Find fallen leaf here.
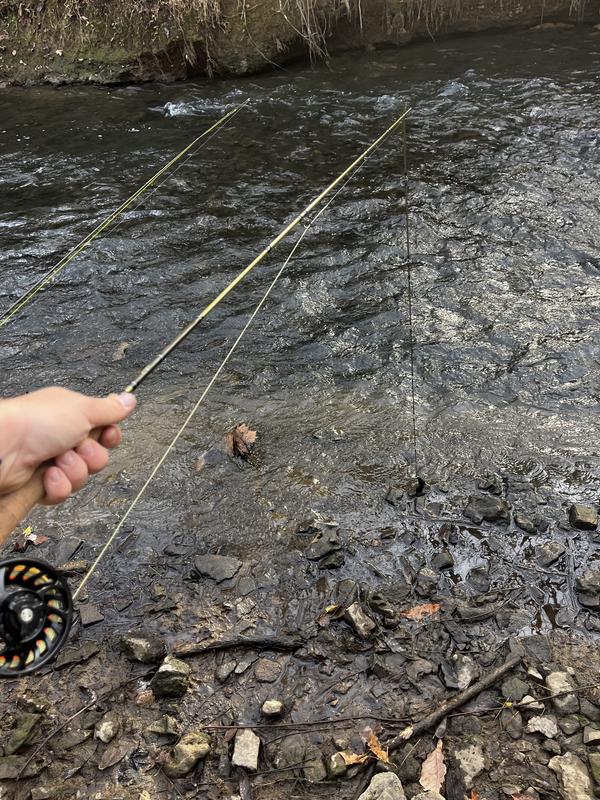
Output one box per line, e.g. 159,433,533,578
471,792,479,800
13,527,49,551
420,739,446,793
339,750,369,765
111,341,129,361
226,423,257,459
367,731,389,763
401,602,442,621
194,455,206,473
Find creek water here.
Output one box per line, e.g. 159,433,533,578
1,29,599,649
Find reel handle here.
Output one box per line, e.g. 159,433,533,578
0,428,103,547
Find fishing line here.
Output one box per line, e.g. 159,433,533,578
0,101,249,330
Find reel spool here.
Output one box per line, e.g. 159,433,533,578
0,558,73,676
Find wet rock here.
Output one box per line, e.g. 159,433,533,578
255,658,281,683
576,570,600,609
328,752,348,778
581,700,600,723
583,727,600,745
305,530,342,561
150,655,191,698
395,744,420,783
527,715,558,738
320,551,345,569
477,472,503,495
94,711,120,744
232,729,260,771
274,734,305,770
357,772,407,800
406,476,426,497
521,695,545,713
344,602,376,637
536,542,566,567
193,554,242,582
588,753,600,784
261,699,284,717
367,591,396,619
146,715,179,738
549,752,594,800
467,566,490,593
119,633,166,664
372,652,406,680
454,743,485,788
98,739,134,770
303,751,327,782
79,603,105,627
407,658,436,682
569,505,598,531
432,549,454,570
216,659,237,683
164,732,211,778
515,512,537,534
465,495,509,524
415,567,438,597
6,713,41,755
501,708,523,739
543,739,562,756
546,672,579,714
502,676,530,703
559,716,583,735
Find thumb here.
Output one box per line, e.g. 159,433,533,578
84,392,137,428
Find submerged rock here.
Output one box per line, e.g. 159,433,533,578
232,729,260,771
327,752,348,778
5,713,41,755
465,495,509,524
193,554,243,582
305,530,343,561
549,752,594,800
576,570,600,609
150,656,191,698
119,633,166,664
514,512,537,534
164,732,211,777
344,602,376,637
357,772,407,800
569,505,598,531
536,542,566,567
255,658,282,683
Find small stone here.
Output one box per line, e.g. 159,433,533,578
549,752,594,800
515,512,537,534
527,715,558,738
415,567,438,597
521,695,545,713
357,772,407,800
501,708,523,739
536,542,566,567
94,711,120,744
543,739,562,755
546,671,579,714
79,604,104,627
412,793,444,800
569,505,598,531
344,602,376,637
261,700,284,717
5,713,41,755
454,655,479,690
465,495,510,524
98,739,133,770
164,732,211,778
576,570,600,609
588,753,600,784
454,743,485,788
232,729,260,771
432,550,454,570
193,554,242,582
146,715,179,737
150,656,191,698
328,752,348,778
255,658,281,683
583,726,600,745
502,676,530,703
560,715,583,735
305,530,343,561
216,660,237,683
119,633,166,664
581,700,600,723
274,734,305,769
303,751,327,782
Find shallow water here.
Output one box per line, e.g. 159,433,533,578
1,29,599,644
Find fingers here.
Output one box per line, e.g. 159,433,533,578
84,392,137,428
55,450,88,492
42,466,72,506
76,438,110,474
99,424,122,449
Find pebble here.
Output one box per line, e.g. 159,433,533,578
521,695,545,713
344,602,376,637
526,715,558,738
576,570,600,609
560,715,583,735
150,656,191,698
545,671,579,714
569,505,598,531
536,542,566,567
327,752,348,778
581,699,600,723
232,729,260,771
193,554,243,582
94,711,120,744
588,753,600,783
305,530,343,560
164,732,211,778
415,567,438,597
583,726,600,745
357,772,407,800
465,495,510,524
501,708,523,739
79,604,105,627
261,699,284,717
543,739,561,755
549,752,594,800
514,512,537,534
454,743,485,788
255,658,282,683
432,549,454,570
303,750,327,782
119,633,166,664
502,676,530,703
216,660,237,683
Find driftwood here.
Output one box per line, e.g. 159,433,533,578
172,634,306,658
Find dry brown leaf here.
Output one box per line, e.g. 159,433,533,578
420,739,446,793
367,731,389,763
471,792,479,800
111,341,129,362
226,423,257,459
402,602,442,621
339,750,369,765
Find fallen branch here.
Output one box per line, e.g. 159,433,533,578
172,634,306,658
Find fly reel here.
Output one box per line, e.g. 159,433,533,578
0,558,73,676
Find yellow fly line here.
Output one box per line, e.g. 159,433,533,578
0,101,249,330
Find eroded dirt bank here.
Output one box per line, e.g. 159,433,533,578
0,0,599,85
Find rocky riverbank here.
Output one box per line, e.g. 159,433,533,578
0,0,599,86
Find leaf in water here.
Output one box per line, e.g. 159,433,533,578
339,750,369,765
226,423,257,459
420,739,446,793
402,602,442,621
367,731,389,763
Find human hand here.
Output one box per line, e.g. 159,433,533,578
0,387,136,505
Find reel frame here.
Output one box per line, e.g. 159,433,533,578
0,558,73,676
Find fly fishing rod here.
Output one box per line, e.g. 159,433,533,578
0,101,249,330
0,108,412,676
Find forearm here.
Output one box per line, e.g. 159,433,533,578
0,399,28,494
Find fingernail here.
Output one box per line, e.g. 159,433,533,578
118,392,136,409
80,443,94,458
48,468,61,483
60,451,74,466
